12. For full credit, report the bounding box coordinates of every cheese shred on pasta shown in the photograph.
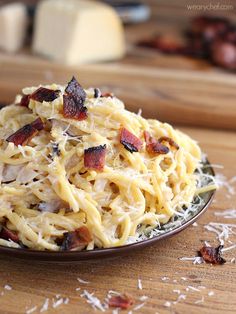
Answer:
[0,83,216,251]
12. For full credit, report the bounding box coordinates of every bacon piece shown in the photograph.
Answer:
[199,245,226,265]
[138,34,184,54]
[63,94,88,120]
[31,117,44,131]
[65,76,86,105]
[158,136,179,150]
[18,94,30,107]
[84,144,106,171]
[144,131,169,155]
[108,294,134,310]
[190,16,229,41]
[30,87,60,102]
[211,40,236,70]
[101,92,113,98]
[0,226,19,243]
[62,77,88,120]
[224,26,236,44]
[120,128,142,153]
[6,125,38,146]
[6,118,44,146]
[61,226,92,251]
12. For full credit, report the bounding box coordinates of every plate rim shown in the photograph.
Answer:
[0,159,215,261]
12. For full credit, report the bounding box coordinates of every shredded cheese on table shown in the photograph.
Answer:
[0,81,216,251]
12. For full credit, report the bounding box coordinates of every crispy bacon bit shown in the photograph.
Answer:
[63,95,88,120]
[199,245,226,265]
[61,226,92,251]
[101,92,113,98]
[84,144,106,171]
[120,128,142,153]
[0,226,19,243]
[18,94,30,107]
[211,41,236,70]
[108,294,134,310]
[158,136,179,150]
[63,77,88,120]
[6,118,44,146]
[31,117,44,131]
[138,34,184,54]
[30,87,60,102]
[65,76,86,104]
[6,125,38,146]
[136,16,236,71]
[144,131,169,155]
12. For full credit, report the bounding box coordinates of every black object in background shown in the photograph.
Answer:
[103,1,151,24]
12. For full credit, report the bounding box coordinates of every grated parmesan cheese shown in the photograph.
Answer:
[214,174,235,196]
[204,222,236,245]
[4,285,12,290]
[40,298,49,313]
[215,209,236,219]
[81,290,106,312]
[52,298,64,308]
[179,256,204,264]
[137,279,142,290]
[133,302,146,311]
[25,306,37,314]
[222,244,236,252]
[187,286,200,292]
[77,277,90,284]
[161,276,169,281]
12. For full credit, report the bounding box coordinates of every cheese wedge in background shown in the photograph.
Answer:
[0,3,28,53]
[33,0,126,65]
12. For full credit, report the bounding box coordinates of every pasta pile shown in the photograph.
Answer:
[0,78,213,251]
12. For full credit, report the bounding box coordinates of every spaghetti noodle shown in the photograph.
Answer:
[0,78,216,251]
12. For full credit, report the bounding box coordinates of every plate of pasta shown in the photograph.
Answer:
[0,77,216,261]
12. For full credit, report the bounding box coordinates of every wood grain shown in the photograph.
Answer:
[1,53,236,131]
[0,126,235,314]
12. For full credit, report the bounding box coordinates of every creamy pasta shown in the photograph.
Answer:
[0,79,216,251]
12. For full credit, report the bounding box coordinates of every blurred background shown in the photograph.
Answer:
[0,0,236,130]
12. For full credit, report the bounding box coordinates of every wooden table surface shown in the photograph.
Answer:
[0,2,236,313]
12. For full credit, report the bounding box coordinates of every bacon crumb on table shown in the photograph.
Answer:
[199,245,226,265]
[108,294,134,310]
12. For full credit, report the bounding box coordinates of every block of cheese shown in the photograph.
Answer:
[0,3,28,53]
[33,0,125,65]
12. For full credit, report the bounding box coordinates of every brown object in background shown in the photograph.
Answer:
[137,15,236,71]
[138,34,184,54]
[211,40,236,70]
